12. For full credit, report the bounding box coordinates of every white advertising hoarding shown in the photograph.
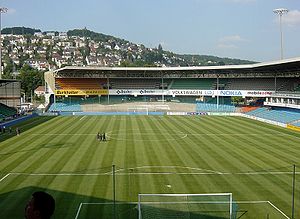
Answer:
[109,89,275,97]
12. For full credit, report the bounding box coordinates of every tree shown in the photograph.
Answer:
[3,57,13,78]
[231,96,244,105]
[158,44,163,52]
[17,65,44,101]
[157,44,163,62]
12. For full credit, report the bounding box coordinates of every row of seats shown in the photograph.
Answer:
[55,78,107,90]
[169,78,297,91]
[246,107,300,124]
[0,103,17,119]
[292,121,300,127]
[48,103,82,112]
[246,107,267,116]
[225,78,296,91]
[171,79,215,90]
[110,79,161,89]
[54,77,300,91]
[196,103,236,112]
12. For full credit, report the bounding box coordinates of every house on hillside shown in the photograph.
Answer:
[34,86,45,97]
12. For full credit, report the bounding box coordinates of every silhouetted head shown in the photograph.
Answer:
[25,191,55,219]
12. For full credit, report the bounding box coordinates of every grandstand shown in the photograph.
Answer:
[246,107,300,124]
[224,78,296,91]
[0,80,20,121]
[0,103,17,117]
[170,78,215,90]
[196,102,236,112]
[55,78,107,90]
[44,57,300,119]
[110,78,162,89]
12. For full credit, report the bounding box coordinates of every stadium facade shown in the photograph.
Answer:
[44,57,300,113]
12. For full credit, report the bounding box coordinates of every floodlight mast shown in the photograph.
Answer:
[273,8,288,60]
[0,7,8,79]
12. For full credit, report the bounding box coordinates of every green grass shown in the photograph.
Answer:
[1,115,300,219]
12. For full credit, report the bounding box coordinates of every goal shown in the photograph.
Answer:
[127,107,149,115]
[138,193,237,219]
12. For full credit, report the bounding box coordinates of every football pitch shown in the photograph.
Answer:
[0,115,300,219]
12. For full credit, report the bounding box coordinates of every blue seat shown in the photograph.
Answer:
[246,108,300,124]
[49,103,82,112]
[196,103,236,112]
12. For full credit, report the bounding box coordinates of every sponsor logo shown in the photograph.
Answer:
[116,90,132,95]
[187,112,208,115]
[140,89,156,94]
[171,90,203,95]
[55,90,108,96]
[204,90,214,95]
[219,90,242,96]
[246,91,273,96]
[56,90,79,95]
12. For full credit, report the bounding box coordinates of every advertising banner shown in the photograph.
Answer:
[55,90,108,96]
[109,89,161,95]
[107,89,275,97]
[287,124,300,132]
[167,90,214,96]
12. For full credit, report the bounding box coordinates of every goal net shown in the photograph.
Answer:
[127,107,149,115]
[138,193,237,219]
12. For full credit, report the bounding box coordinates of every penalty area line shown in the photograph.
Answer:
[74,203,83,219]
[74,200,290,219]
[0,173,11,183]
[268,201,290,219]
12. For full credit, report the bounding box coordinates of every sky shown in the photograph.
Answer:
[1,0,300,62]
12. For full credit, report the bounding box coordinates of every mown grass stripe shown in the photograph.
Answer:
[169,116,291,207]
[1,115,299,219]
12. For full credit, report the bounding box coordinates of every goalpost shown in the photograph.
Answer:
[138,193,236,219]
[127,107,149,115]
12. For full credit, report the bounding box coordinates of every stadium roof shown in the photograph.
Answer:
[53,57,300,77]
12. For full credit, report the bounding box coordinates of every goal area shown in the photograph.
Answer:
[138,193,238,219]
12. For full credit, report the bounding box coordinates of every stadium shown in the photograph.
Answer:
[1,57,300,218]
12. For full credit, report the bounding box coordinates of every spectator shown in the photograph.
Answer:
[25,191,55,219]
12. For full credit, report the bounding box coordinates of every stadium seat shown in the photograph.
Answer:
[245,107,300,124]
[196,102,236,112]
[110,79,162,89]
[55,78,107,90]
[48,102,82,112]
[171,79,215,90]
[0,103,17,118]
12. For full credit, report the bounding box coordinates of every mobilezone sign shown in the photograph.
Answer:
[109,89,275,97]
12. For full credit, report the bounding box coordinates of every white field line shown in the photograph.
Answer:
[81,202,137,205]
[30,133,293,137]
[79,116,86,121]
[74,201,290,219]
[74,203,83,219]
[268,201,290,219]
[9,172,111,176]
[187,133,298,137]
[78,200,269,205]
[108,133,183,136]
[113,166,222,174]
[0,173,10,182]
[2,171,300,178]
[31,133,96,136]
